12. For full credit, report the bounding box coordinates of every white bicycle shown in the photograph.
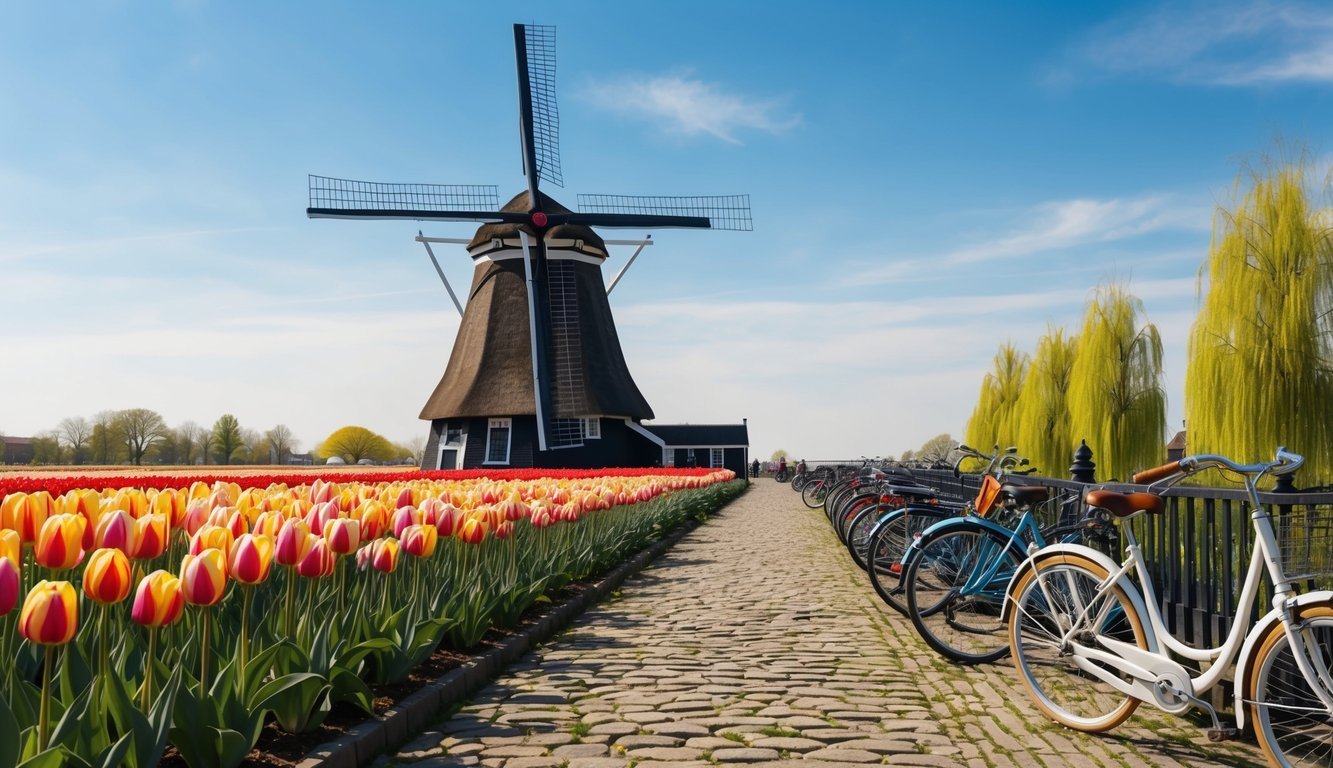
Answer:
[1005,448,1333,767]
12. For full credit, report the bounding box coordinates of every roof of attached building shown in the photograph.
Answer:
[1166,430,1187,451]
[641,423,749,447]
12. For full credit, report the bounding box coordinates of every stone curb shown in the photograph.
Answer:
[294,509,713,768]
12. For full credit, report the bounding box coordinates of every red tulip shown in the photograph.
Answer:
[94,508,137,553]
[400,524,438,558]
[0,559,19,616]
[371,538,400,573]
[323,518,361,555]
[131,570,184,628]
[228,534,274,585]
[295,537,335,578]
[457,516,487,544]
[274,519,311,566]
[180,549,228,606]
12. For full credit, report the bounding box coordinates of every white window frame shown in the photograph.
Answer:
[663,447,674,467]
[583,417,601,439]
[484,418,512,465]
[711,448,724,468]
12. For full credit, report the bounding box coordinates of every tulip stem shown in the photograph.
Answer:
[199,606,211,699]
[38,646,53,752]
[284,567,297,638]
[141,627,157,712]
[238,585,252,702]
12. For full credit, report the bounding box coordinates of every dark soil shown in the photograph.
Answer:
[158,581,594,768]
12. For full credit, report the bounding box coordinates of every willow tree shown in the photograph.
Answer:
[1186,162,1333,481]
[1067,282,1166,481]
[1014,326,1078,477]
[964,342,1029,460]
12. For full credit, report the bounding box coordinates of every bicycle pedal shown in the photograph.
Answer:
[1206,728,1239,742]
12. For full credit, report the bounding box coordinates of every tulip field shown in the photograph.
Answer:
[0,466,743,768]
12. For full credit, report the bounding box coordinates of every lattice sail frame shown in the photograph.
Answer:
[522,24,562,189]
[309,176,500,214]
[578,194,753,231]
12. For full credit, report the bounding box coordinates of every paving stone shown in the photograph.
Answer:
[642,722,711,739]
[613,734,682,749]
[748,736,826,752]
[552,744,611,758]
[623,747,706,761]
[565,759,628,768]
[802,747,885,763]
[587,722,639,736]
[712,747,783,762]
[503,758,565,768]
[685,736,748,750]
[479,746,550,758]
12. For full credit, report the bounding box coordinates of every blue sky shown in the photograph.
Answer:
[3,0,1332,464]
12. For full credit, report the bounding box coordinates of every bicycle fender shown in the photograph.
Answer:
[1000,543,1156,656]
[1233,590,1333,730]
[917,514,1012,541]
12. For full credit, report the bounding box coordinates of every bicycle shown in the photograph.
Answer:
[1005,448,1333,766]
[900,481,1102,664]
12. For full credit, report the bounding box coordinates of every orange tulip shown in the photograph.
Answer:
[274,519,311,566]
[19,580,78,645]
[83,548,133,604]
[228,534,274,585]
[189,524,235,557]
[179,548,228,606]
[130,570,184,628]
[34,514,87,571]
[295,536,335,578]
[400,524,438,558]
[323,518,361,555]
[251,510,283,538]
[5,492,49,544]
[94,508,137,553]
[356,501,390,541]
[370,538,400,573]
[457,516,487,544]
[0,559,19,616]
[0,529,20,567]
[129,514,169,560]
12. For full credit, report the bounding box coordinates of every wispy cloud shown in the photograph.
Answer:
[850,193,1208,285]
[582,72,799,144]
[1075,0,1333,85]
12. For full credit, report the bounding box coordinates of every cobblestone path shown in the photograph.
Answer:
[385,481,1267,768]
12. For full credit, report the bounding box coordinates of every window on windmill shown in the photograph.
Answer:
[663,448,674,467]
[583,417,601,439]
[485,418,511,464]
[711,448,724,468]
[444,426,464,446]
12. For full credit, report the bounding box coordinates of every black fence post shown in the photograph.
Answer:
[1070,440,1096,483]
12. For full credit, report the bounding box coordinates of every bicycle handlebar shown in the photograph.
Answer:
[1133,448,1305,485]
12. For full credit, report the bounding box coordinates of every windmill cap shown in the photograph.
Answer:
[467,191,608,257]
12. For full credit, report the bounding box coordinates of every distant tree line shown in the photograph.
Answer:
[4,409,426,467]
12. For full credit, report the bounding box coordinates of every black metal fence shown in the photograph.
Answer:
[905,455,1333,709]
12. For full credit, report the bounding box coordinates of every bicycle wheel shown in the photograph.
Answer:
[845,503,889,570]
[866,507,950,615]
[1248,602,1333,767]
[802,480,827,509]
[792,473,808,491]
[837,492,880,543]
[1007,553,1146,732]
[904,525,1022,664]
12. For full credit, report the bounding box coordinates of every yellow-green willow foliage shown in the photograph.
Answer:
[964,343,1029,461]
[1014,326,1078,478]
[1186,162,1333,481]
[1067,282,1166,481]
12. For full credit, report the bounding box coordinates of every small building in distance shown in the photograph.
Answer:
[1,436,35,465]
[1166,430,1187,462]
[637,423,750,479]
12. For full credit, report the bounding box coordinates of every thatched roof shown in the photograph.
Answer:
[420,220,653,422]
[468,191,606,254]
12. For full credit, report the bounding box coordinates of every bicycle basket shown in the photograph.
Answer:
[1278,505,1333,580]
[974,475,1002,518]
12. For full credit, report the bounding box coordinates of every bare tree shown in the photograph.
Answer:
[265,424,297,464]
[56,417,93,464]
[405,434,426,466]
[240,428,266,464]
[117,408,170,465]
[176,421,205,466]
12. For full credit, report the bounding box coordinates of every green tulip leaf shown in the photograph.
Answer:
[0,693,20,768]
[17,745,74,768]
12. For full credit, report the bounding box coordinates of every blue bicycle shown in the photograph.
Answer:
[900,481,1107,664]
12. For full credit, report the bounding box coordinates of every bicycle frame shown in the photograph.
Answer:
[906,509,1050,606]
[1008,477,1333,729]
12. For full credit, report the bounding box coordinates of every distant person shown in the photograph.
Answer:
[751,458,760,477]
[778,456,787,477]
[798,459,807,475]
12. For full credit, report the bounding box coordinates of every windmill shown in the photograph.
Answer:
[307,23,751,469]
